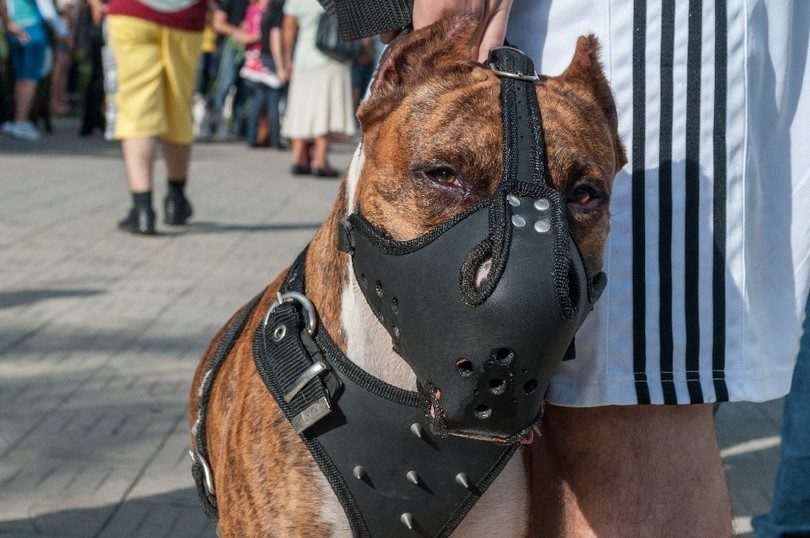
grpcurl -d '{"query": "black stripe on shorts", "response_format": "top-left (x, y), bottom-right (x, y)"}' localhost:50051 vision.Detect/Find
top-left (712, 0), bottom-right (729, 401)
top-left (684, 0), bottom-right (705, 404)
top-left (659, 0), bottom-right (677, 404)
top-left (632, 0), bottom-right (651, 404)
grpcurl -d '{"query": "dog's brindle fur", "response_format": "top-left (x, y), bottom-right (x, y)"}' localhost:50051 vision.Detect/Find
top-left (189, 17), bottom-right (625, 537)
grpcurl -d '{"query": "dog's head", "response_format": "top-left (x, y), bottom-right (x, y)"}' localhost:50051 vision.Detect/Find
top-left (354, 16), bottom-right (625, 276)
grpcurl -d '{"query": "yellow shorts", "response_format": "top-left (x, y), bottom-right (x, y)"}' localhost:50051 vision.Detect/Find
top-left (107, 15), bottom-right (203, 144)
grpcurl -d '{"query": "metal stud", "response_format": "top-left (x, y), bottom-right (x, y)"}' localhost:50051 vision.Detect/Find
top-left (409, 422), bottom-right (424, 438)
top-left (272, 324), bottom-right (286, 342)
top-left (506, 194), bottom-right (521, 207)
top-left (534, 219), bottom-right (551, 233)
top-left (352, 465), bottom-right (366, 480)
top-left (400, 512), bottom-right (415, 530)
top-left (406, 470), bottom-right (420, 484)
top-left (534, 198), bottom-right (550, 211)
top-left (511, 215), bottom-right (527, 228)
top-left (455, 472), bottom-right (472, 489)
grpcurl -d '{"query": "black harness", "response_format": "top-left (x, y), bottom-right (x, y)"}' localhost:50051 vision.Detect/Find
top-left (191, 46), bottom-right (604, 535)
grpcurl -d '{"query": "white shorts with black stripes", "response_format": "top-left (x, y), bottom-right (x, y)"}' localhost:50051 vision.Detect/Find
top-left (507, 0), bottom-right (810, 405)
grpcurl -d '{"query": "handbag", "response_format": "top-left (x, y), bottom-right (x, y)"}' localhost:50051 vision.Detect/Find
top-left (315, 12), bottom-right (362, 63)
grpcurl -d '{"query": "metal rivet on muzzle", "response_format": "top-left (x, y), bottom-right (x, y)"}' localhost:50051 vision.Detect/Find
top-left (506, 194), bottom-right (521, 207)
top-left (272, 324), bottom-right (286, 342)
top-left (409, 422), bottom-right (424, 438)
top-left (511, 215), bottom-right (526, 228)
top-left (352, 465), bottom-right (366, 480)
top-left (455, 472), bottom-right (471, 489)
top-left (533, 219), bottom-right (551, 233)
top-left (534, 198), bottom-right (550, 211)
top-left (406, 470), bottom-right (420, 485)
top-left (400, 512), bottom-right (414, 530)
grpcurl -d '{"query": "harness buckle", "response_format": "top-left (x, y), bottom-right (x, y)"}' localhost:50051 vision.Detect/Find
top-left (262, 290), bottom-right (341, 433)
top-left (291, 396), bottom-right (333, 433)
top-left (284, 360), bottom-right (329, 403)
top-left (488, 46), bottom-right (540, 83)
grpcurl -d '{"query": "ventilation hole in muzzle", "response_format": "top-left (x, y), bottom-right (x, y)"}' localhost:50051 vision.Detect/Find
top-left (567, 261), bottom-right (581, 307)
top-left (391, 297), bottom-right (399, 314)
top-left (375, 280), bottom-right (383, 297)
top-left (493, 348), bottom-right (515, 366)
top-left (523, 379), bottom-right (538, 395)
top-left (455, 358), bottom-right (474, 377)
top-left (488, 378), bottom-right (506, 395)
top-left (473, 405), bottom-right (492, 419)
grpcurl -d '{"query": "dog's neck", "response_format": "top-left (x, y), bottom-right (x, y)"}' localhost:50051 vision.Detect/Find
top-left (303, 146), bottom-right (417, 391)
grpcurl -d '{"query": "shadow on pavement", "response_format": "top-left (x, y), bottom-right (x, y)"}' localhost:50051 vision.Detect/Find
top-left (179, 221), bottom-right (322, 235)
top-left (0, 488), bottom-right (215, 537)
top-left (0, 289), bottom-right (104, 310)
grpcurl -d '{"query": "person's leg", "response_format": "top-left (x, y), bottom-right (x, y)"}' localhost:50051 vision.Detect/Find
top-left (107, 15), bottom-right (165, 233)
top-left (162, 140), bottom-right (191, 180)
top-left (752, 292), bottom-right (810, 537)
top-left (289, 138), bottom-right (311, 174)
top-left (50, 46), bottom-right (71, 113)
top-left (209, 41), bottom-right (238, 112)
top-left (267, 86), bottom-right (283, 148)
top-left (532, 403), bottom-right (732, 537)
top-left (121, 137), bottom-right (156, 192)
top-left (244, 82), bottom-right (263, 147)
top-left (312, 136), bottom-right (339, 177)
top-left (161, 25), bottom-right (202, 224)
top-left (13, 79), bottom-right (38, 122)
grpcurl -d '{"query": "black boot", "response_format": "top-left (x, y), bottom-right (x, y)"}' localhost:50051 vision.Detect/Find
top-left (165, 179), bottom-right (193, 225)
top-left (118, 206), bottom-right (156, 235)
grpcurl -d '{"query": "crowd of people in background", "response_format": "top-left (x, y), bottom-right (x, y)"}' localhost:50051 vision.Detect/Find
top-left (1, 0), bottom-right (374, 179)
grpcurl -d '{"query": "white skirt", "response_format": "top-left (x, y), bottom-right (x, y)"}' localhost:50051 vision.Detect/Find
top-left (282, 61), bottom-right (357, 140)
top-left (504, 0), bottom-right (810, 406)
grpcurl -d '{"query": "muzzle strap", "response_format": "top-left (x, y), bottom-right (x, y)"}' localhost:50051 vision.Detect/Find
top-left (488, 46), bottom-right (547, 191)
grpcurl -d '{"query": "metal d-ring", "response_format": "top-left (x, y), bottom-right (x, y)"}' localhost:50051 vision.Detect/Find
top-left (189, 449), bottom-right (216, 496)
top-left (262, 291), bottom-right (318, 337)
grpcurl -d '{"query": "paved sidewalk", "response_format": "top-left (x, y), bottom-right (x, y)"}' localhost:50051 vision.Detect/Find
top-left (0, 120), bottom-right (785, 536)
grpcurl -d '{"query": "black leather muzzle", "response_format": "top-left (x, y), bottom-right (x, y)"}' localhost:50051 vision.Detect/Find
top-left (339, 46), bottom-right (605, 443)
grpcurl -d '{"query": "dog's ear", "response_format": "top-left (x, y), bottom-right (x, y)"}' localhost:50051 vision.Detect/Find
top-left (357, 15), bottom-right (479, 129)
top-left (558, 35), bottom-right (627, 170)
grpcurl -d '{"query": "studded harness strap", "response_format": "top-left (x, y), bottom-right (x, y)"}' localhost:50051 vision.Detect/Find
top-left (192, 249), bottom-right (518, 536)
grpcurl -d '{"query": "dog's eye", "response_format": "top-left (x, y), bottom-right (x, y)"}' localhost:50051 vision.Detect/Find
top-left (425, 166), bottom-right (457, 183)
top-left (412, 164), bottom-right (464, 189)
top-left (567, 182), bottom-right (605, 210)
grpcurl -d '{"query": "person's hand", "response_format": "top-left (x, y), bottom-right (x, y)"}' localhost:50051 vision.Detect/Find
top-left (233, 29), bottom-right (257, 45)
top-left (410, 0), bottom-right (513, 62)
top-left (5, 22), bottom-right (30, 43)
top-left (277, 65), bottom-right (291, 84)
top-left (90, 1), bottom-right (108, 27)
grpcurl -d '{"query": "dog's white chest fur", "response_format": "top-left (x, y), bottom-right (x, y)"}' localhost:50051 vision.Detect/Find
top-left (316, 147), bottom-right (530, 536)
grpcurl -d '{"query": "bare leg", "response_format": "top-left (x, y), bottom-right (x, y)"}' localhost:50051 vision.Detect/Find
top-left (50, 50), bottom-right (71, 113)
top-left (121, 137), bottom-right (156, 193)
top-left (312, 135), bottom-right (331, 169)
top-left (531, 403), bottom-right (732, 537)
top-left (162, 140), bottom-right (192, 180)
top-left (290, 138), bottom-right (310, 167)
top-left (14, 80), bottom-right (38, 122)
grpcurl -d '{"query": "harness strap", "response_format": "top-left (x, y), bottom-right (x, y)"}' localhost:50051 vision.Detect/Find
top-left (191, 290), bottom-right (265, 519)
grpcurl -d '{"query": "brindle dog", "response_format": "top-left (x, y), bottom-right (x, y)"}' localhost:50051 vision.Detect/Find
top-left (189, 16), bottom-right (625, 537)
